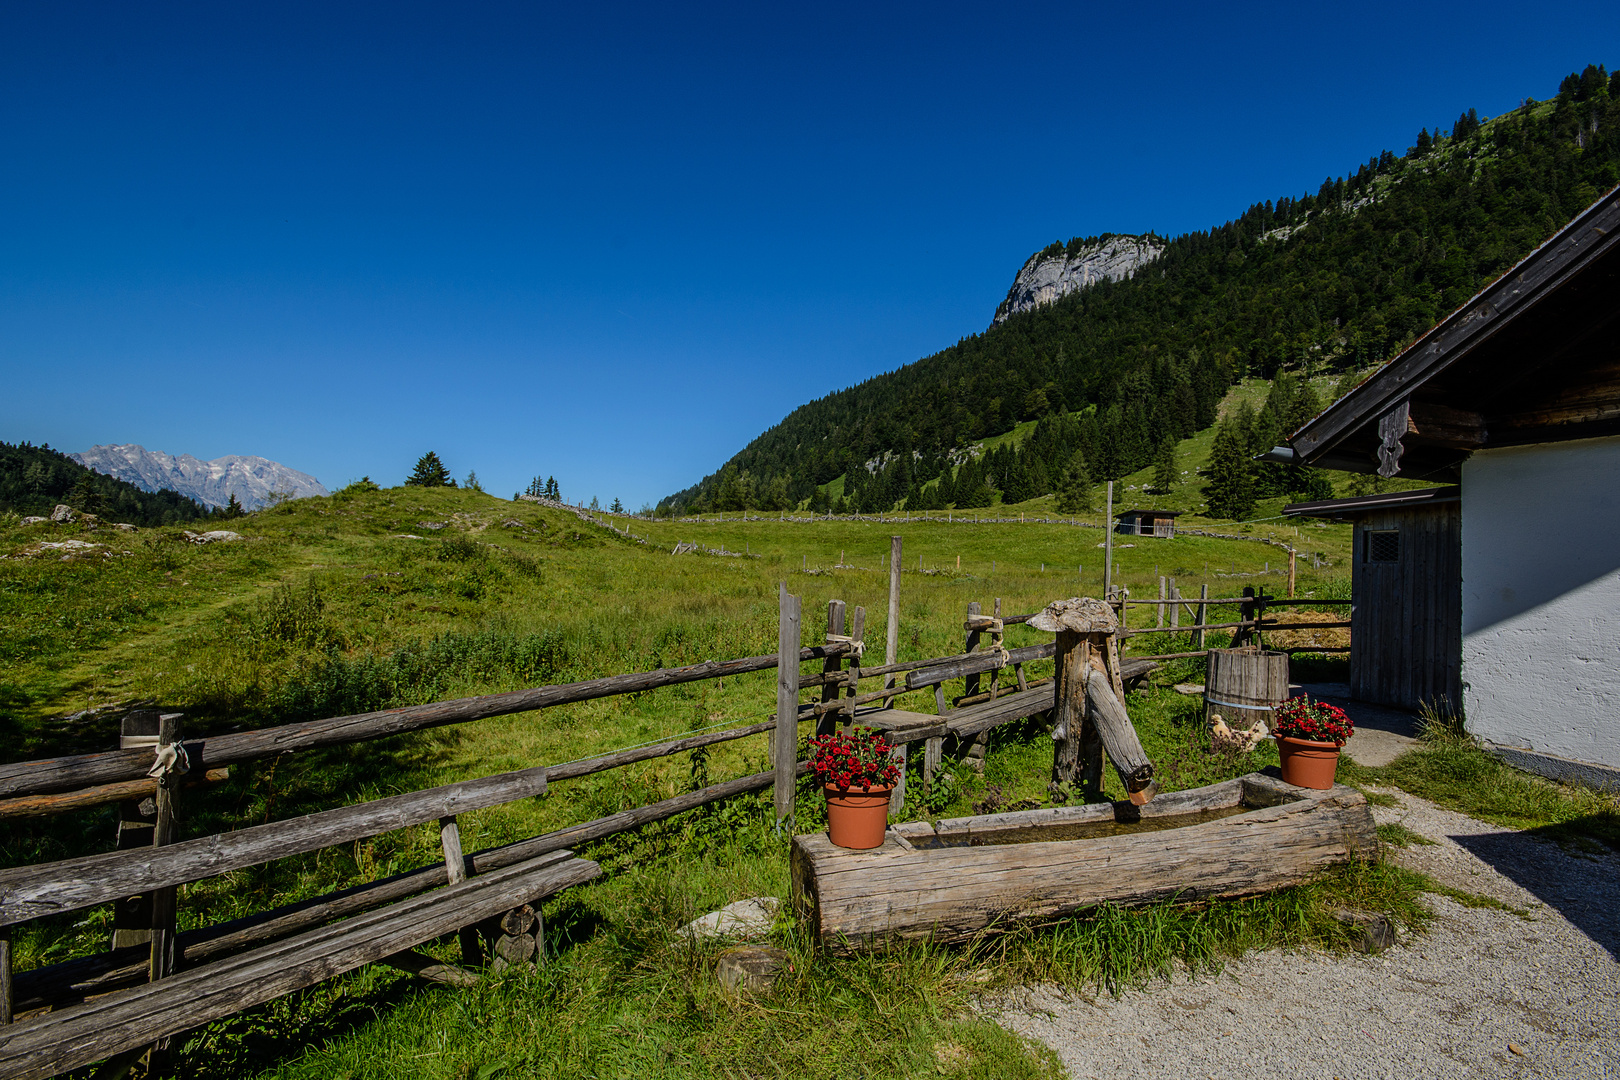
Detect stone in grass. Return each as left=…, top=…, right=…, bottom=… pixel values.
left=1333, top=908, right=1396, bottom=953
left=681, top=896, right=779, bottom=942
left=715, top=946, right=789, bottom=995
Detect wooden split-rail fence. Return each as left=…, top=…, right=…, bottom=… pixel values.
left=0, top=547, right=1353, bottom=1079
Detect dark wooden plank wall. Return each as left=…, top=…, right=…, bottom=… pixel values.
left=1349, top=502, right=1462, bottom=710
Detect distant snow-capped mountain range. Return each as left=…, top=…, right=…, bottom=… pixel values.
left=71, top=444, right=328, bottom=511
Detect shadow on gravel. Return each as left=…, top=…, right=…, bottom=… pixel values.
left=1451, top=824, right=1620, bottom=960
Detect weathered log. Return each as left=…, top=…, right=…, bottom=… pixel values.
left=0, top=643, right=852, bottom=799
left=0, top=765, right=548, bottom=927
left=0, top=854, right=602, bottom=1080
left=904, top=642, right=1056, bottom=689
left=792, top=775, right=1378, bottom=952
left=378, top=949, right=480, bottom=987
left=1049, top=633, right=1094, bottom=800
left=1084, top=670, right=1155, bottom=801
left=10, top=850, right=580, bottom=1014
left=0, top=769, right=231, bottom=821
left=942, top=685, right=1056, bottom=739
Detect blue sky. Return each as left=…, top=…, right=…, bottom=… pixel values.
left=2, top=2, right=1615, bottom=508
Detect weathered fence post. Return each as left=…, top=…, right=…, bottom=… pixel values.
left=1194, top=583, right=1209, bottom=650
left=1288, top=549, right=1297, bottom=598
left=1048, top=629, right=1098, bottom=801
left=819, top=600, right=846, bottom=739
left=1, top=926, right=11, bottom=1025
left=960, top=601, right=988, bottom=774
left=111, top=710, right=161, bottom=952
left=1234, top=586, right=1257, bottom=648
left=883, top=536, right=902, bottom=707
left=775, top=584, right=801, bottom=826
left=1169, top=579, right=1179, bottom=631
left=844, top=606, right=865, bottom=727
left=148, top=713, right=183, bottom=987
left=1157, top=577, right=1166, bottom=629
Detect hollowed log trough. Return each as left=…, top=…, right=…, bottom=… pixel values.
left=791, top=772, right=1377, bottom=953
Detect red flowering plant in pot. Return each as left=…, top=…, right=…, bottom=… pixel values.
left=808, top=726, right=901, bottom=849
left=1272, top=695, right=1354, bottom=790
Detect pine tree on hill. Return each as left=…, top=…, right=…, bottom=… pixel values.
left=1204, top=417, right=1256, bottom=520
left=609, top=497, right=624, bottom=513
left=1151, top=441, right=1178, bottom=495
left=69, top=471, right=106, bottom=516
left=1055, top=452, right=1094, bottom=514
left=545, top=477, right=559, bottom=500
left=406, top=452, right=454, bottom=488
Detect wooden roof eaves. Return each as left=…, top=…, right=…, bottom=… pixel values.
left=1289, top=185, right=1620, bottom=463
left=1282, top=486, right=1461, bottom=518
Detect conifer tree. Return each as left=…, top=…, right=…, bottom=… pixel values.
left=1055, top=452, right=1093, bottom=513
left=1152, top=440, right=1178, bottom=494
left=406, top=452, right=453, bottom=488
left=545, top=476, right=559, bottom=500
left=464, top=471, right=483, bottom=493
left=69, top=472, right=106, bottom=516
left=610, top=497, right=624, bottom=513
left=1203, top=418, right=1255, bottom=520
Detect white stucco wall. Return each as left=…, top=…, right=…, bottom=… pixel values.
left=1461, top=435, right=1620, bottom=770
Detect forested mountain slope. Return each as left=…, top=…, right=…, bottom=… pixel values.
left=660, top=64, right=1620, bottom=516
left=0, top=443, right=211, bottom=526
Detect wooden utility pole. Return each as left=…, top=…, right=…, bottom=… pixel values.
left=1103, top=481, right=1115, bottom=597
left=775, top=584, right=801, bottom=826
left=883, top=536, right=902, bottom=702
left=884, top=536, right=905, bottom=812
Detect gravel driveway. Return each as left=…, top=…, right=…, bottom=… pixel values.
left=992, top=790, right=1620, bottom=1079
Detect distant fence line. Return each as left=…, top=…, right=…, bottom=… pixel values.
left=511, top=496, right=1329, bottom=570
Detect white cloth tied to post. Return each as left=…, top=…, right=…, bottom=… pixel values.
left=825, top=634, right=865, bottom=659
left=146, top=741, right=190, bottom=781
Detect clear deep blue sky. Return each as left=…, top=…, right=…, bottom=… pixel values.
left=3, top=2, right=1615, bottom=508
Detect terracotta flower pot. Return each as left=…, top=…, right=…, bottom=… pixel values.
left=1277, top=735, right=1341, bottom=789
left=824, top=786, right=893, bottom=849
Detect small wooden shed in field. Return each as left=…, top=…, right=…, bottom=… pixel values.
left=1114, top=509, right=1181, bottom=537
left=1283, top=486, right=1461, bottom=711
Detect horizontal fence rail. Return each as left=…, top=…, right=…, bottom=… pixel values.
left=0, top=643, right=854, bottom=801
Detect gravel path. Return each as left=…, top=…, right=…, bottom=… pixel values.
left=992, top=789, right=1620, bottom=1079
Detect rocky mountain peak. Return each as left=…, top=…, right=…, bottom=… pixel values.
left=69, top=444, right=328, bottom=511
left=993, top=234, right=1166, bottom=324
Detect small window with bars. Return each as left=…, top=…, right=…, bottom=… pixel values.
left=1363, top=529, right=1400, bottom=563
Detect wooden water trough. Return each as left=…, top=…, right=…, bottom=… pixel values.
left=791, top=773, right=1378, bottom=952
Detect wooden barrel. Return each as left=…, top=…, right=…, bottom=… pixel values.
left=1204, top=648, right=1290, bottom=730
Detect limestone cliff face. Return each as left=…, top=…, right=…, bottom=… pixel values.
left=70, top=444, right=327, bottom=510
left=993, top=234, right=1165, bottom=324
